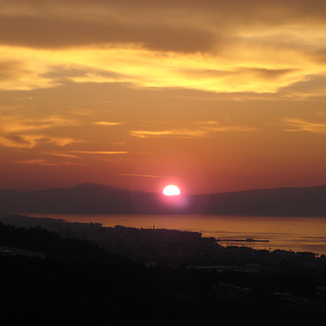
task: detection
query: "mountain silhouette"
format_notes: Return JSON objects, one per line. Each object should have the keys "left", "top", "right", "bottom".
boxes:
{"left": 1, "top": 183, "right": 326, "bottom": 216}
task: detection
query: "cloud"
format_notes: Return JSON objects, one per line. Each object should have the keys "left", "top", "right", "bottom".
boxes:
{"left": 129, "top": 129, "right": 207, "bottom": 138}
{"left": 0, "top": 60, "right": 27, "bottom": 81}
{"left": 0, "top": 13, "right": 215, "bottom": 53}
{"left": 0, "top": 115, "right": 78, "bottom": 133}
{"left": 4, "top": 1, "right": 326, "bottom": 30}
{"left": 282, "top": 118, "right": 326, "bottom": 133}
{"left": 14, "top": 96, "right": 33, "bottom": 101}
{"left": 67, "top": 71, "right": 135, "bottom": 85}
{"left": 66, "top": 151, "right": 128, "bottom": 155}
{"left": 92, "top": 121, "right": 123, "bottom": 126}
{"left": 14, "top": 159, "right": 84, "bottom": 166}
{"left": 0, "top": 114, "right": 82, "bottom": 148}
{"left": 0, "top": 134, "right": 81, "bottom": 148}
{"left": 0, "top": 134, "right": 40, "bottom": 148}
{"left": 119, "top": 174, "right": 172, "bottom": 179}
{"left": 239, "top": 68, "right": 297, "bottom": 81}
{"left": 49, "top": 137, "right": 79, "bottom": 146}
{"left": 129, "top": 121, "right": 255, "bottom": 138}
{"left": 44, "top": 152, "right": 79, "bottom": 158}
{"left": 0, "top": 42, "right": 315, "bottom": 94}
{"left": 1, "top": 1, "right": 326, "bottom": 95}
{"left": 198, "top": 120, "right": 220, "bottom": 125}
{"left": 278, "top": 76, "right": 326, "bottom": 99}
{"left": 0, "top": 58, "right": 59, "bottom": 90}
{"left": 180, "top": 68, "right": 296, "bottom": 81}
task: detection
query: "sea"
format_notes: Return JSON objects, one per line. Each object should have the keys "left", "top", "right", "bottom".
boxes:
{"left": 29, "top": 214, "right": 326, "bottom": 256}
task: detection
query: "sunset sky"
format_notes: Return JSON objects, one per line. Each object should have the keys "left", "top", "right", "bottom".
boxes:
{"left": 1, "top": 0, "right": 326, "bottom": 194}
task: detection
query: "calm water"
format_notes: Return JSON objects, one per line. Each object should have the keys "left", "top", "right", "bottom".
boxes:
{"left": 31, "top": 214, "right": 326, "bottom": 255}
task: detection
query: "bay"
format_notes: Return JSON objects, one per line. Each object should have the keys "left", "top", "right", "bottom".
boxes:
{"left": 29, "top": 214, "right": 326, "bottom": 255}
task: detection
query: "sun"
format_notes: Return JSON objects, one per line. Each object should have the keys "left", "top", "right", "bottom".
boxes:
{"left": 163, "top": 185, "right": 180, "bottom": 196}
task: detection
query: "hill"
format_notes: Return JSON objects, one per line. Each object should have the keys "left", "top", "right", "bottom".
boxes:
{"left": 206, "top": 185, "right": 326, "bottom": 216}
{"left": 1, "top": 183, "right": 326, "bottom": 216}
{"left": 2, "top": 221, "right": 326, "bottom": 325}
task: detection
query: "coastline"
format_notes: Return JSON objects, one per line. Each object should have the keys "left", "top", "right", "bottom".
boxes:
{"left": 0, "top": 212, "right": 324, "bottom": 257}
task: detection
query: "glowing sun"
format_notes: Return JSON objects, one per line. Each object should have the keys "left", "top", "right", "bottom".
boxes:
{"left": 163, "top": 185, "right": 180, "bottom": 196}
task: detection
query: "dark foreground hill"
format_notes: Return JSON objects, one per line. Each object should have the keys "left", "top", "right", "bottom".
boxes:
{"left": 1, "top": 183, "right": 326, "bottom": 216}
{"left": 1, "top": 219, "right": 326, "bottom": 325}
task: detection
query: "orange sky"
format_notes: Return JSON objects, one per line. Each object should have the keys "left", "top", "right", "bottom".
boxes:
{"left": 1, "top": 0, "right": 326, "bottom": 194}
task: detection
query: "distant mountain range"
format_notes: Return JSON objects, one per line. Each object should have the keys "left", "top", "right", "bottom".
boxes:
{"left": 1, "top": 183, "right": 326, "bottom": 216}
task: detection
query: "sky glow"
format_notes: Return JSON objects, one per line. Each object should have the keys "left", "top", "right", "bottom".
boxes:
{"left": 1, "top": 0, "right": 326, "bottom": 194}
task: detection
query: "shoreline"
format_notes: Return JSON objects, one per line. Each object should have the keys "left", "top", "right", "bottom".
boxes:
{"left": 0, "top": 212, "right": 323, "bottom": 257}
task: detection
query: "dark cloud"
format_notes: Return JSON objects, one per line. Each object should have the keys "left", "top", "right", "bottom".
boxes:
{"left": 180, "top": 69, "right": 234, "bottom": 78}
{"left": 0, "top": 60, "right": 27, "bottom": 81}
{"left": 310, "top": 49, "right": 326, "bottom": 65}
{"left": 0, "top": 127, "right": 31, "bottom": 148}
{"left": 181, "top": 67, "right": 296, "bottom": 81}
{"left": 7, "top": 0, "right": 326, "bottom": 13}
{"left": 280, "top": 76, "right": 326, "bottom": 96}
{"left": 0, "top": 15, "right": 215, "bottom": 53}
{"left": 2, "top": 134, "right": 32, "bottom": 145}
{"left": 4, "top": 0, "right": 326, "bottom": 22}
{"left": 41, "top": 66, "right": 129, "bottom": 82}
{"left": 239, "top": 68, "right": 297, "bottom": 80}
{"left": 3, "top": 0, "right": 326, "bottom": 53}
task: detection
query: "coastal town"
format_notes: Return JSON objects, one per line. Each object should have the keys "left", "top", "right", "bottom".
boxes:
{"left": 1, "top": 212, "right": 326, "bottom": 324}
{"left": 0, "top": 212, "right": 324, "bottom": 269}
